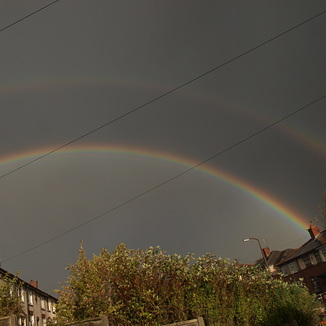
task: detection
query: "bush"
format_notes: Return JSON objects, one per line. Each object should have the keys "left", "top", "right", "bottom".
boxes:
{"left": 54, "top": 244, "right": 319, "bottom": 326}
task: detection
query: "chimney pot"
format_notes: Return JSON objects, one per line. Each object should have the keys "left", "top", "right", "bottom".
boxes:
{"left": 263, "top": 247, "right": 270, "bottom": 258}
{"left": 29, "top": 280, "right": 38, "bottom": 288}
{"left": 308, "top": 225, "right": 320, "bottom": 239}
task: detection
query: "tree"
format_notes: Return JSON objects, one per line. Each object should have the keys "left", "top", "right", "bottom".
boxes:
{"left": 0, "top": 273, "right": 24, "bottom": 317}
{"left": 54, "top": 243, "right": 319, "bottom": 326}
{"left": 55, "top": 243, "right": 191, "bottom": 325}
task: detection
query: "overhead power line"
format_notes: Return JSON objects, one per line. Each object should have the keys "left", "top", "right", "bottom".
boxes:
{"left": 0, "top": 9, "right": 325, "bottom": 180}
{"left": 3, "top": 93, "right": 326, "bottom": 263}
{"left": 0, "top": 0, "right": 60, "bottom": 34}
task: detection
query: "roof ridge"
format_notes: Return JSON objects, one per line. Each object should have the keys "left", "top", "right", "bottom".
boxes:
{"left": 276, "top": 241, "right": 310, "bottom": 266}
{"left": 0, "top": 267, "right": 57, "bottom": 300}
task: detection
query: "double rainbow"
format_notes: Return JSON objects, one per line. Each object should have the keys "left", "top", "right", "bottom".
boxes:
{"left": 0, "top": 76, "right": 322, "bottom": 232}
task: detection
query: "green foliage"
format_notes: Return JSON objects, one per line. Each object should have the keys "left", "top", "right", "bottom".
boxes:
{"left": 0, "top": 273, "right": 24, "bottom": 317}
{"left": 261, "top": 277, "right": 319, "bottom": 326}
{"left": 54, "top": 244, "right": 319, "bottom": 326}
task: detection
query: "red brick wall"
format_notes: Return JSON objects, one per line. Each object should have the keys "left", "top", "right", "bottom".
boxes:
{"left": 283, "top": 262, "right": 326, "bottom": 293}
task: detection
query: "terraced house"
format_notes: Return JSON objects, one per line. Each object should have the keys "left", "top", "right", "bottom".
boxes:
{"left": 277, "top": 225, "right": 326, "bottom": 300}
{"left": 0, "top": 268, "right": 57, "bottom": 326}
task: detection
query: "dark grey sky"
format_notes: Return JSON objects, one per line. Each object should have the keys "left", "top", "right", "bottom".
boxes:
{"left": 0, "top": 1, "right": 325, "bottom": 294}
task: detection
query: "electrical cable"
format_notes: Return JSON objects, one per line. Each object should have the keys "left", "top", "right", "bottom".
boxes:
{"left": 0, "top": 0, "right": 60, "bottom": 34}
{"left": 0, "top": 9, "right": 325, "bottom": 180}
{"left": 3, "top": 93, "right": 325, "bottom": 263}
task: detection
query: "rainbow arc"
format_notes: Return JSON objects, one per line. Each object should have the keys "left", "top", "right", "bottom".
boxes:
{"left": 0, "top": 143, "right": 310, "bottom": 232}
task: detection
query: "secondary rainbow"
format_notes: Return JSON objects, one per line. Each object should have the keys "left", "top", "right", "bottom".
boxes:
{"left": 1, "top": 77, "right": 325, "bottom": 161}
{"left": 0, "top": 143, "right": 310, "bottom": 232}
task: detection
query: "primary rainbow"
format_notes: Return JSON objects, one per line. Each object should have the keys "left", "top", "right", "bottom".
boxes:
{"left": 0, "top": 143, "right": 310, "bottom": 232}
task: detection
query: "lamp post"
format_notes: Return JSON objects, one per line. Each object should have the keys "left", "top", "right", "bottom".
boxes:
{"left": 243, "top": 237, "right": 268, "bottom": 267}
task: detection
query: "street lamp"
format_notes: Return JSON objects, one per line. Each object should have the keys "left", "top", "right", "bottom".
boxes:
{"left": 243, "top": 237, "right": 268, "bottom": 267}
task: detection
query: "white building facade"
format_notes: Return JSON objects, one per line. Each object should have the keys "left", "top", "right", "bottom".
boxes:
{"left": 0, "top": 268, "right": 57, "bottom": 326}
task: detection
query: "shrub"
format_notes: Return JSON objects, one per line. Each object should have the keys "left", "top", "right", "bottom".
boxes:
{"left": 54, "top": 244, "right": 319, "bottom": 326}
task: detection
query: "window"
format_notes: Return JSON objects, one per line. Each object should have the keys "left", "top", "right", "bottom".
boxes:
{"left": 41, "top": 298, "right": 46, "bottom": 310}
{"left": 298, "top": 258, "right": 306, "bottom": 270}
{"left": 311, "top": 276, "right": 323, "bottom": 293}
{"left": 320, "top": 246, "right": 326, "bottom": 262}
{"left": 309, "top": 253, "right": 317, "bottom": 265}
{"left": 281, "top": 265, "right": 288, "bottom": 276}
{"left": 20, "top": 288, "right": 26, "bottom": 302}
{"left": 288, "top": 261, "right": 298, "bottom": 274}
{"left": 303, "top": 255, "right": 312, "bottom": 267}
{"left": 48, "top": 300, "right": 56, "bottom": 313}
{"left": 19, "top": 318, "right": 26, "bottom": 326}
{"left": 28, "top": 292, "right": 33, "bottom": 305}
{"left": 29, "top": 315, "right": 34, "bottom": 326}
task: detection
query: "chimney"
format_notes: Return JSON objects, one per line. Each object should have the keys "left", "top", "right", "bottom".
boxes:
{"left": 263, "top": 247, "right": 270, "bottom": 258}
{"left": 308, "top": 225, "right": 320, "bottom": 239}
{"left": 29, "top": 280, "right": 38, "bottom": 288}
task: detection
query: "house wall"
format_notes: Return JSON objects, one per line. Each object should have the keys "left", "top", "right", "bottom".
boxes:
{"left": 0, "top": 316, "right": 17, "bottom": 326}
{"left": 0, "top": 272, "right": 57, "bottom": 326}
{"left": 282, "top": 261, "right": 326, "bottom": 294}
{"left": 19, "top": 285, "right": 56, "bottom": 326}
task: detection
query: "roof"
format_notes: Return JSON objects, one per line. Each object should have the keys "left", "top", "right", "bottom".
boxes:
{"left": 277, "top": 229, "right": 326, "bottom": 266}
{"left": 267, "top": 249, "right": 296, "bottom": 265}
{"left": 256, "top": 249, "right": 296, "bottom": 267}
{"left": 0, "top": 267, "right": 57, "bottom": 301}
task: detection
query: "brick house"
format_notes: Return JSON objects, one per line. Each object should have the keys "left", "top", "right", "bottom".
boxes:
{"left": 0, "top": 267, "right": 57, "bottom": 326}
{"left": 276, "top": 225, "right": 326, "bottom": 299}
{"left": 256, "top": 248, "right": 296, "bottom": 275}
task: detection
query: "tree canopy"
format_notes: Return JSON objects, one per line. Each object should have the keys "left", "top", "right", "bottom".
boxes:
{"left": 0, "top": 273, "right": 24, "bottom": 317}
{"left": 54, "top": 243, "right": 319, "bottom": 326}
